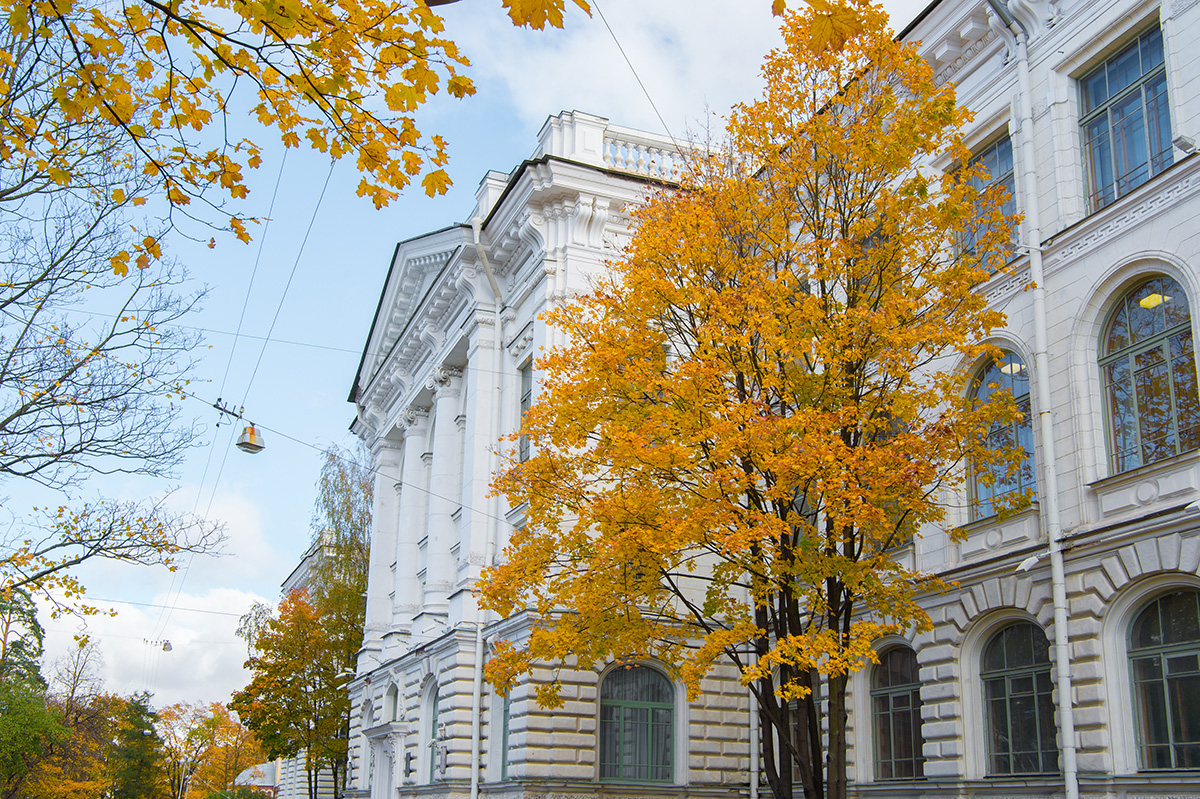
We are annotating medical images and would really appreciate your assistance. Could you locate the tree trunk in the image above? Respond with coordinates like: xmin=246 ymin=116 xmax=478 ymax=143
xmin=827 ymin=671 xmax=849 ymax=799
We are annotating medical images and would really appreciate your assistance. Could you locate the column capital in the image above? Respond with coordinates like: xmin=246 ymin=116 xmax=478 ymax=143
xmin=400 ymin=404 xmax=431 ymax=433
xmin=426 ymin=365 xmax=463 ymax=398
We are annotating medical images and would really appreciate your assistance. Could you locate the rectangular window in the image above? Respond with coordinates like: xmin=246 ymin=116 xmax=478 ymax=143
xmin=518 ymin=361 xmax=533 ymax=462
xmin=500 ymin=693 xmax=511 ymax=780
xmin=1081 ymin=27 xmax=1173 ymax=211
xmin=962 ymin=135 xmax=1017 ymax=264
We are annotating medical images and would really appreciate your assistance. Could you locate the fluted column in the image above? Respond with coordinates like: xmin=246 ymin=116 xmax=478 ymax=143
xmin=394 ymin=406 xmax=430 ymax=634
xmin=362 ymin=441 xmax=402 ymax=654
xmin=424 ymin=365 xmax=463 ymax=615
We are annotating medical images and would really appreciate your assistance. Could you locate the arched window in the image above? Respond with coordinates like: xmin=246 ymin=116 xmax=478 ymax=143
xmin=599 ymin=665 xmax=673 ymax=782
xmin=1102 ymin=275 xmax=1200 ymax=474
xmin=425 ymin=683 xmax=441 ymax=783
xmin=982 ymin=622 xmax=1057 ymax=775
xmin=970 ymin=351 xmax=1035 ymax=520
xmin=1130 ymin=590 xmax=1200 ymax=769
xmin=872 ymin=646 xmax=925 ymax=780
xmin=385 ymin=684 xmax=400 ymax=722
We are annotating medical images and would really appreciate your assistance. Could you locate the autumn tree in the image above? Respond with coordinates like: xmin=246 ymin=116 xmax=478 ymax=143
xmin=480 ymin=5 xmax=1018 ymax=799
xmin=231 ymin=589 xmax=347 ymax=799
xmin=156 ymin=702 xmax=265 ymax=799
xmin=231 ymin=445 xmax=371 ymax=799
xmin=21 ymin=643 xmax=125 ymax=799
xmin=187 ymin=705 xmax=265 ymax=798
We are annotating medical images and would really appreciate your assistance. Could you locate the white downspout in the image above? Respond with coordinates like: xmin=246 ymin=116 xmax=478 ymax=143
xmin=985 ymin=4 xmax=1078 ymax=797
xmin=469 ymin=217 xmax=506 ymax=799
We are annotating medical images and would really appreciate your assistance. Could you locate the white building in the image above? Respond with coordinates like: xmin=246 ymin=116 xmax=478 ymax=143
xmin=348 ymin=0 xmax=1200 ymax=793
xmin=347 ymin=111 xmax=753 ymax=799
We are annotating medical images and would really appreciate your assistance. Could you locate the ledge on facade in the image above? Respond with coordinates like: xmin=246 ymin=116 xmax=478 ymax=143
xmin=396 ymin=779 xmax=754 ymax=799
xmin=955 ymin=502 xmax=1043 ymax=564
xmin=1084 ymin=449 xmax=1200 ymax=523
xmin=849 ymin=776 xmax=1062 ymax=798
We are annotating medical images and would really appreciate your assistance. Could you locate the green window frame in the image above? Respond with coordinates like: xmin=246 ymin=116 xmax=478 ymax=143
xmin=599 ymin=665 xmax=673 ymax=782
xmin=1101 ymin=275 xmax=1200 ymax=474
xmin=872 ymin=647 xmax=925 ymax=780
xmin=1081 ymin=27 xmax=1173 ymax=211
xmin=982 ymin=622 xmax=1058 ymax=775
xmin=1130 ymin=590 xmax=1200 ymax=769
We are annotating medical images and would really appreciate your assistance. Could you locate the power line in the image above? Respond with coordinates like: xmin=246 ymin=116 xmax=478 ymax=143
xmin=86 ymin=596 xmax=250 ymax=617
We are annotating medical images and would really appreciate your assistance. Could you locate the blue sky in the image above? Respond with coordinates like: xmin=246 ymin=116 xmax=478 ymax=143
xmin=36 ymin=0 xmax=931 ymax=708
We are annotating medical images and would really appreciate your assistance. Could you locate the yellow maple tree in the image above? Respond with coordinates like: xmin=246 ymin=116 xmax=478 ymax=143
xmin=480 ymin=5 xmax=1019 ymax=799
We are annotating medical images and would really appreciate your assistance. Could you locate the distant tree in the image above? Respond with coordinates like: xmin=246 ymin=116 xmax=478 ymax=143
xmin=188 ymin=705 xmax=265 ymax=798
xmin=110 ymin=693 xmax=169 ymax=799
xmin=23 ymin=643 xmax=125 ymax=799
xmin=232 ymin=445 xmax=370 ymax=799
xmin=231 ymin=589 xmax=346 ymax=799
xmin=0 ymin=591 xmax=63 ymax=799
xmin=480 ymin=5 xmax=1017 ymax=799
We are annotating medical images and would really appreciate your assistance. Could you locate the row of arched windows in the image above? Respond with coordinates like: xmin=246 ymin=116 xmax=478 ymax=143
xmin=969 ymin=274 xmax=1200 ymax=519
xmin=875 ymin=589 xmax=1200 ymax=781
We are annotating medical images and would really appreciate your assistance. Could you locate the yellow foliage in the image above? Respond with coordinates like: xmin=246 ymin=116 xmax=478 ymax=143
xmin=480 ymin=3 xmax=1017 ymax=793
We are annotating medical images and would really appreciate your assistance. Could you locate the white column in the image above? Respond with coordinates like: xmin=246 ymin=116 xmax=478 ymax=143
xmin=394 ymin=406 xmax=430 ymax=634
xmin=424 ymin=365 xmax=463 ymax=616
xmin=362 ymin=441 xmax=402 ymax=655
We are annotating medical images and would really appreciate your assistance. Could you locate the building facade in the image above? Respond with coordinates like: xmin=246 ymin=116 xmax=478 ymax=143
xmin=346 ymin=111 xmax=754 ymax=799
xmin=349 ymin=0 xmax=1200 ymax=794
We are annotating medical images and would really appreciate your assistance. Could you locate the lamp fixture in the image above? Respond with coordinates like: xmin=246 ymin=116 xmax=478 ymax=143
xmin=236 ymin=424 xmax=266 ymax=454
xmin=1139 ymin=293 xmax=1172 ymax=309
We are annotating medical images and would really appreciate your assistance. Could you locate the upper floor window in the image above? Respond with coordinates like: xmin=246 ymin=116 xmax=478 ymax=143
xmin=1082 ymin=27 xmax=1172 ymax=210
xmin=872 ymin=646 xmax=925 ymax=780
xmin=1130 ymin=590 xmax=1200 ymax=769
xmin=1102 ymin=276 xmax=1200 ymax=474
xmin=962 ymin=135 xmax=1016 ymax=263
xmin=599 ymin=665 xmax=673 ymax=782
xmin=970 ymin=351 xmax=1035 ymax=520
xmin=518 ymin=360 xmax=533 ymax=462
xmin=982 ymin=622 xmax=1057 ymax=775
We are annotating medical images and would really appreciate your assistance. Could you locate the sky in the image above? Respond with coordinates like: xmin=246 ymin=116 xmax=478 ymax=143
xmin=34 ymin=0 xmax=933 ymax=710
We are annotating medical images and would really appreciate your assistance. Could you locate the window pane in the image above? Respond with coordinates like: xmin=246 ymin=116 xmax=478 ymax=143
xmin=1082 ymin=28 xmax=1170 ymax=209
xmin=600 ymin=667 xmax=673 ymax=782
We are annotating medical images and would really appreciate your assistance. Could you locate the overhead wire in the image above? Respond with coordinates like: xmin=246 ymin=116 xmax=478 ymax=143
xmin=148 ymin=152 xmax=291 ymax=649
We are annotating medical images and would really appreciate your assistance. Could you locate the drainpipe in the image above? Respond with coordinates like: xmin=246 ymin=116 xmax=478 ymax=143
xmin=469 ymin=216 xmax=506 ymax=799
xmin=983 ymin=4 xmax=1078 ymax=797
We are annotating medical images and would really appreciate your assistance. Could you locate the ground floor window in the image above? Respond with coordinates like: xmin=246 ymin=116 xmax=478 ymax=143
xmin=599 ymin=665 xmax=673 ymax=781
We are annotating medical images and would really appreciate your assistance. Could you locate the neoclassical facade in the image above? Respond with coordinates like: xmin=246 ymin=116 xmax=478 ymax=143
xmin=346 ymin=111 xmax=753 ymax=799
xmin=348 ymin=0 xmax=1200 ymax=793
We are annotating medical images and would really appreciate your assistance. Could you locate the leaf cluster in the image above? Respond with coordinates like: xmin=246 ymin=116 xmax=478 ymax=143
xmin=481 ymin=4 xmax=1021 ymax=795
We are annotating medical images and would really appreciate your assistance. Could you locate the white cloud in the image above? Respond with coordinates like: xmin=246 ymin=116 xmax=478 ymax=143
xmin=41 ymin=586 xmax=270 ymax=708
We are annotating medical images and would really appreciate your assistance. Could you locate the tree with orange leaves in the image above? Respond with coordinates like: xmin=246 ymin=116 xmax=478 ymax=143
xmin=479 ymin=5 xmax=1019 ymax=799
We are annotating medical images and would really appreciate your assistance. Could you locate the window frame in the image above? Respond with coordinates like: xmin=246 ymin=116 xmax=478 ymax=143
xmin=598 ymin=665 xmax=675 ymax=784
xmin=518 ymin=359 xmax=533 ymax=462
xmin=1099 ymin=275 xmax=1200 ymax=475
xmin=969 ymin=350 xmax=1036 ymax=521
xmin=1080 ymin=25 xmax=1173 ymax=211
xmin=870 ymin=646 xmax=926 ymax=781
xmin=981 ymin=622 xmax=1059 ymax=776
xmin=960 ymin=133 xmax=1017 ymax=265
xmin=1128 ymin=590 xmax=1200 ymax=770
